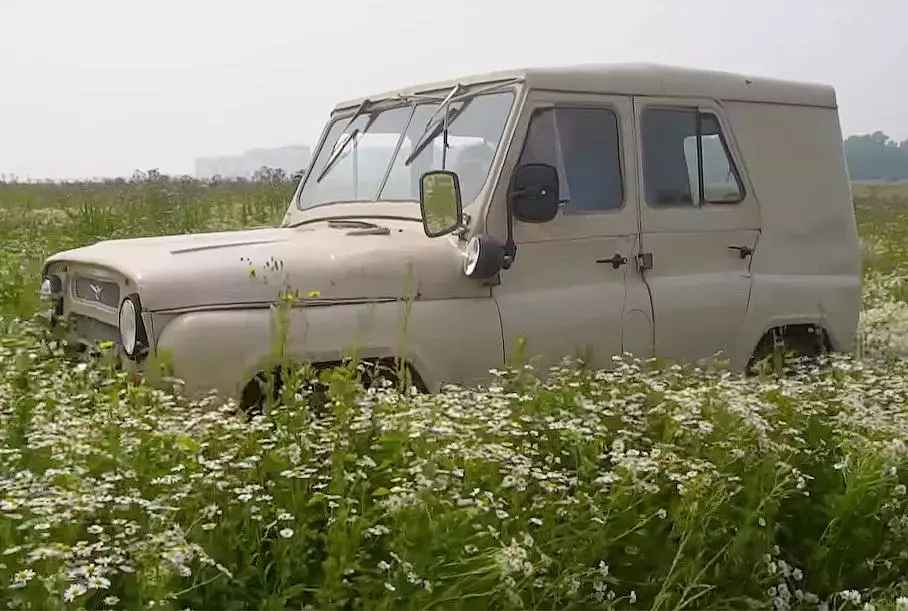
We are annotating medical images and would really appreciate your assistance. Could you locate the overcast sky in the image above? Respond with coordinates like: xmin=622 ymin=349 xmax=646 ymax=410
xmin=0 ymin=0 xmax=904 ymax=180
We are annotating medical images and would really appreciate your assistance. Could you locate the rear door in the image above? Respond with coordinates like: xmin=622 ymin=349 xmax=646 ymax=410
xmin=632 ymin=96 xmax=761 ymax=364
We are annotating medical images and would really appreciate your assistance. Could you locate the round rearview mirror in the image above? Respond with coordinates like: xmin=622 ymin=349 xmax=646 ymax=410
xmin=419 ymin=170 xmax=464 ymax=238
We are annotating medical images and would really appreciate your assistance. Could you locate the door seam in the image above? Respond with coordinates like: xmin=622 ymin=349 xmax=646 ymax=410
xmin=631 ymin=95 xmax=656 ymax=354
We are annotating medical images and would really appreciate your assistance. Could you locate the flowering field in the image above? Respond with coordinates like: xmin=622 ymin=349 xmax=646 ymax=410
xmin=2 ymin=176 xmax=908 ymax=610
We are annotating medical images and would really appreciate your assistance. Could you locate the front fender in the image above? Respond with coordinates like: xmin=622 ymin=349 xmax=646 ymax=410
xmin=153 ymin=298 xmax=504 ymax=401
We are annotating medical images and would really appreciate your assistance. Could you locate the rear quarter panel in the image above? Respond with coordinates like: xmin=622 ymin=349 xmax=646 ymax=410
xmin=722 ymin=100 xmax=861 ymax=363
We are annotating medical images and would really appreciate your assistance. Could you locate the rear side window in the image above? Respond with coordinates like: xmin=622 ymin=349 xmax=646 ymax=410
xmin=518 ymin=106 xmax=624 ymax=214
xmin=641 ymin=107 xmax=745 ymax=207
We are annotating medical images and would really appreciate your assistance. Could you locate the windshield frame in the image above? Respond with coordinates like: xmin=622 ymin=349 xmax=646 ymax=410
xmin=288 ymin=79 xmax=524 ymax=216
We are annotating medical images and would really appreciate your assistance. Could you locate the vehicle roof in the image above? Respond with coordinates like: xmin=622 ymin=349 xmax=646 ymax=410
xmin=333 ymin=62 xmax=837 ymax=112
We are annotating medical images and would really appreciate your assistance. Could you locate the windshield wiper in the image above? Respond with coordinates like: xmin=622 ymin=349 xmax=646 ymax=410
xmin=315 ymin=98 xmax=373 ymax=183
xmin=402 ymin=78 xmax=521 ymax=167
xmin=402 ymin=84 xmax=463 ymax=167
xmin=416 ymin=84 xmax=461 ymax=137
xmin=311 ymin=78 xmax=521 ymax=187
xmin=404 ymin=102 xmax=468 ymax=167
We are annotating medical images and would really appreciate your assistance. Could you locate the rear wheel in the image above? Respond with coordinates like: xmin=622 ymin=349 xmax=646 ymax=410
xmin=747 ymin=325 xmax=830 ymax=375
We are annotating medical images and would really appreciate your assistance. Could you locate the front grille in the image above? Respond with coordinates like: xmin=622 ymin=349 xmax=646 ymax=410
xmin=71 ymin=314 xmax=120 ymax=347
xmin=73 ymin=276 xmax=120 ymax=309
xmin=60 ymin=314 xmax=122 ymax=364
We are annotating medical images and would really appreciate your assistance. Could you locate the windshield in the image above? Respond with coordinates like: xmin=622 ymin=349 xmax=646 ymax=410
xmin=296 ymin=87 xmax=516 ymax=211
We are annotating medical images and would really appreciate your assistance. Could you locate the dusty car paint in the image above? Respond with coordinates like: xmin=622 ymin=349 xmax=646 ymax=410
xmin=40 ymin=62 xmax=861 ymax=407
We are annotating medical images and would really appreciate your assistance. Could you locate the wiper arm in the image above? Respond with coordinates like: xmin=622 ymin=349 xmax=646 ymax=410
xmin=402 ymin=85 xmax=463 ymax=167
xmin=402 ymin=78 xmax=521 ymax=167
xmin=417 ymin=84 xmax=461 ymax=137
xmin=315 ymin=98 xmax=373 ymax=183
xmin=318 ymin=78 xmax=522 ymax=179
xmin=404 ymin=103 xmax=467 ymax=167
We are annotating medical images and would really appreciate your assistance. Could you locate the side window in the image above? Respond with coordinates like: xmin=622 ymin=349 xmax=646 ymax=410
xmin=642 ymin=107 xmax=744 ymax=207
xmin=518 ymin=106 xmax=623 ymax=214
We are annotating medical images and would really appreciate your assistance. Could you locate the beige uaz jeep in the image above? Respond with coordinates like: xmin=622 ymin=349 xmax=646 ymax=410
xmin=39 ymin=62 xmax=862 ymax=411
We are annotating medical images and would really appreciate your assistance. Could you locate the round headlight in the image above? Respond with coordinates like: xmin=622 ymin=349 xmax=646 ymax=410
xmin=39 ymin=277 xmax=52 ymax=299
xmin=118 ymin=298 xmax=138 ymax=355
xmin=464 ymin=235 xmax=482 ymax=277
xmin=462 ymin=234 xmax=505 ymax=280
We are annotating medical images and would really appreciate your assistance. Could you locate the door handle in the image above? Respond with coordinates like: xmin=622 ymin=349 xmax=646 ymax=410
xmin=596 ymin=254 xmax=628 ymax=269
xmin=728 ymin=245 xmax=754 ymax=259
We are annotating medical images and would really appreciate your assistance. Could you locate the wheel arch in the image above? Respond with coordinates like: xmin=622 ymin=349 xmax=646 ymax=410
xmin=238 ymin=354 xmax=430 ymax=414
xmin=746 ymin=321 xmax=834 ymax=370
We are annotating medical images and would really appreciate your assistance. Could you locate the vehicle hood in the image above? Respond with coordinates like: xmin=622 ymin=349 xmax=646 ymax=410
xmin=45 ymin=219 xmax=482 ymax=311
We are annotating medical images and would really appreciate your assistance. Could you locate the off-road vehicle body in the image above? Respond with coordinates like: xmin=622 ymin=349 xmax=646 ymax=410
xmin=39 ymin=63 xmax=862 ymax=410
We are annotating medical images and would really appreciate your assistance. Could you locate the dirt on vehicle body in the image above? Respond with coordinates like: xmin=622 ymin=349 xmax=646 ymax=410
xmin=39 ymin=62 xmax=862 ymax=411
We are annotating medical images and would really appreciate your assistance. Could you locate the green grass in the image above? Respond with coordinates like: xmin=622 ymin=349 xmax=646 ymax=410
xmin=3 ymin=176 xmax=908 ymax=610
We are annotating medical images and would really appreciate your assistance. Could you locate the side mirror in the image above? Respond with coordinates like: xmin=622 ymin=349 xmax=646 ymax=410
xmin=419 ymin=170 xmax=464 ymax=238
xmin=509 ymin=163 xmax=560 ymax=223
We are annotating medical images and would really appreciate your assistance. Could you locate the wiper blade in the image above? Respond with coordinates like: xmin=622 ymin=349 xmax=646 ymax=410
xmin=317 ymin=78 xmax=522 ymax=179
xmin=418 ymin=84 xmax=462 ymax=136
xmin=316 ymin=98 xmax=372 ymax=183
xmin=315 ymin=128 xmax=359 ymax=182
xmin=402 ymin=78 xmax=522 ymax=168
xmin=402 ymin=84 xmax=462 ymax=167
xmin=404 ymin=103 xmax=467 ymax=167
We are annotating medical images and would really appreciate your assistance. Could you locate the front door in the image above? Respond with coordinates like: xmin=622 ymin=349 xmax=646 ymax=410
xmin=493 ymin=92 xmax=651 ymax=372
xmin=632 ymin=96 xmax=761 ymax=365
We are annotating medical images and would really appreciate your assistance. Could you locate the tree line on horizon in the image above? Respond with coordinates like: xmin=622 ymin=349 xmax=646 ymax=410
xmin=843 ymin=131 xmax=908 ymax=182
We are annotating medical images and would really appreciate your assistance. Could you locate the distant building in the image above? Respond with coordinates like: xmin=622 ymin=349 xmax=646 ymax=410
xmin=195 ymin=145 xmax=311 ymax=179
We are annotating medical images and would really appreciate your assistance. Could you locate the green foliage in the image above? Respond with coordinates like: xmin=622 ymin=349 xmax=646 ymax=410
xmin=0 ymin=172 xmax=293 ymax=320
xmin=844 ymin=131 xmax=908 ymax=182
xmin=2 ymin=176 xmax=908 ymax=610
